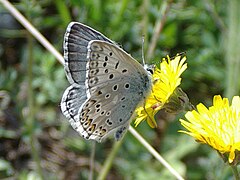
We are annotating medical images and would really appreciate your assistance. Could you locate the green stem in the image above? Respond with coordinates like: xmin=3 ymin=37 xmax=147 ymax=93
xmin=26 ymin=1 xmax=43 ymax=179
xmin=225 ymin=0 xmax=240 ymax=99
xmin=230 ymin=165 xmax=239 ymax=180
xmin=89 ymin=142 xmax=96 ymax=180
xmin=97 ymin=140 xmax=123 ymax=180
xmin=27 ymin=29 xmax=43 ymax=180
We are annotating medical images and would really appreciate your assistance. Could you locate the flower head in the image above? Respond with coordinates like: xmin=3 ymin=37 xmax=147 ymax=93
xmin=135 ymin=54 xmax=191 ymax=128
xmin=179 ymin=95 xmax=240 ymax=164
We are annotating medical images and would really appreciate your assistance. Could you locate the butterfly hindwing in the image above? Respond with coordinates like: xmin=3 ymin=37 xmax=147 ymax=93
xmin=85 ymin=40 xmax=151 ymax=96
xmin=61 ymin=84 xmax=87 ymax=131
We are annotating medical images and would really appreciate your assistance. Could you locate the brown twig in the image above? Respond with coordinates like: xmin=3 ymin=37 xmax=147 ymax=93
xmin=147 ymin=0 xmax=173 ymax=61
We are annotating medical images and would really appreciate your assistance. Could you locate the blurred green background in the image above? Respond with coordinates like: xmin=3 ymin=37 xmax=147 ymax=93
xmin=0 ymin=0 xmax=239 ymax=179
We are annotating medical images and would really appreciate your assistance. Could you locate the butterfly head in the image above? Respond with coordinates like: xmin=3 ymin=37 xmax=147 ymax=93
xmin=144 ymin=64 xmax=155 ymax=75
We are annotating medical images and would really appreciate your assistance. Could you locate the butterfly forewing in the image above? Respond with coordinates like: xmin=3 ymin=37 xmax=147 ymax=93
xmin=64 ymin=22 xmax=114 ymax=85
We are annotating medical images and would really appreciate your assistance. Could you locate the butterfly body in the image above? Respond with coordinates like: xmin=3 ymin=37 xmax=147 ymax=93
xmin=61 ymin=22 xmax=152 ymax=142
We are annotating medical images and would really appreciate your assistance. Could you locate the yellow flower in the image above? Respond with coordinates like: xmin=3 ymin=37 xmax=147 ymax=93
xmin=135 ymin=54 xmax=188 ymax=128
xmin=179 ymin=95 xmax=240 ymax=164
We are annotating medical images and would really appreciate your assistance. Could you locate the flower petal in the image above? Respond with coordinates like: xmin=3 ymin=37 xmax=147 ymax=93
xmin=134 ymin=54 xmax=187 ymax=127
xmin=179 ymin=95 xmax=240 ymax=164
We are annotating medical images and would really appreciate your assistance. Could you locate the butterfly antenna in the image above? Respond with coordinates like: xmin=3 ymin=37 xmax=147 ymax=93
xmin=142 ymin=35 xmax=146 ymax=66
xmin=170 ymin=51 xmax=186 ymax=60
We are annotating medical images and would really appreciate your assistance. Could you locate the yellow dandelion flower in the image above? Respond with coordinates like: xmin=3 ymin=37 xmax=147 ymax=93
xmin=179 ymin=95 xmax=240 ymax=164
xmin=135 ymin=54 xmax=189 ymax=128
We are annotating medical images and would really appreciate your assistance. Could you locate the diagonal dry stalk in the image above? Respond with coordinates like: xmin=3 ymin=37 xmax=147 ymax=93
xmin=0 ymin=1 xmax=184 ymax=179
xmin=146 ymin=0 xmax=173 ymax=60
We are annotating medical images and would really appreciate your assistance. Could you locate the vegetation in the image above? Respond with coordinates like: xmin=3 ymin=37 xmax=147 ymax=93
xmin=0 ymin=0 xmax=239 ymax=179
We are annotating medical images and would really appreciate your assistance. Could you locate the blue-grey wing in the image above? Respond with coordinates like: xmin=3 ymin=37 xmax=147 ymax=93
xmin=63 ymin=22 xmax=114 ymax=85
xmin=61 ymin=85 xmax=87 ymax=130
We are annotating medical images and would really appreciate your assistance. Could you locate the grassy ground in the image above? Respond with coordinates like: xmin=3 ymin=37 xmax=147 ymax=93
xmin=0 ymin=0 xmax=239 ymax=179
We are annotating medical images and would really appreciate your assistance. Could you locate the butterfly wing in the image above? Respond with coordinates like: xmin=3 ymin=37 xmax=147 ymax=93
xmin=62 ymin=23 xmax=115 ymax=133
xmin=61 ymin=85 xmax=87 ymax=129
xmin=76 ymin=41 xmax=152 ymax=142
xmin=63 ymin=22 xmax=114 ymax=85
xmin=62 ymin=22 xmax=152 ymax=142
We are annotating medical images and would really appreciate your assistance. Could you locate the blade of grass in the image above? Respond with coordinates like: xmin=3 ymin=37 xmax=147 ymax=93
xmin=25 ymin=1 xmax=43 ymax=179
xmin=26 ymin=30 xmax=43 ymax=180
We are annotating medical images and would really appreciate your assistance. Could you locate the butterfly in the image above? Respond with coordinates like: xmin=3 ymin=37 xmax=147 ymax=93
xmin=61 ymin=22 xmax=152 ymax=142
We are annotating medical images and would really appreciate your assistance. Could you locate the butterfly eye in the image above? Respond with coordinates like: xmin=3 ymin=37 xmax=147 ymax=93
xmin=146 ymin=67 xmax=154 ymax=75
xmin=145 ymin=64 xmax=155 ymax=75
xmin=148 ymin=69 xmax=154 ymax=74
